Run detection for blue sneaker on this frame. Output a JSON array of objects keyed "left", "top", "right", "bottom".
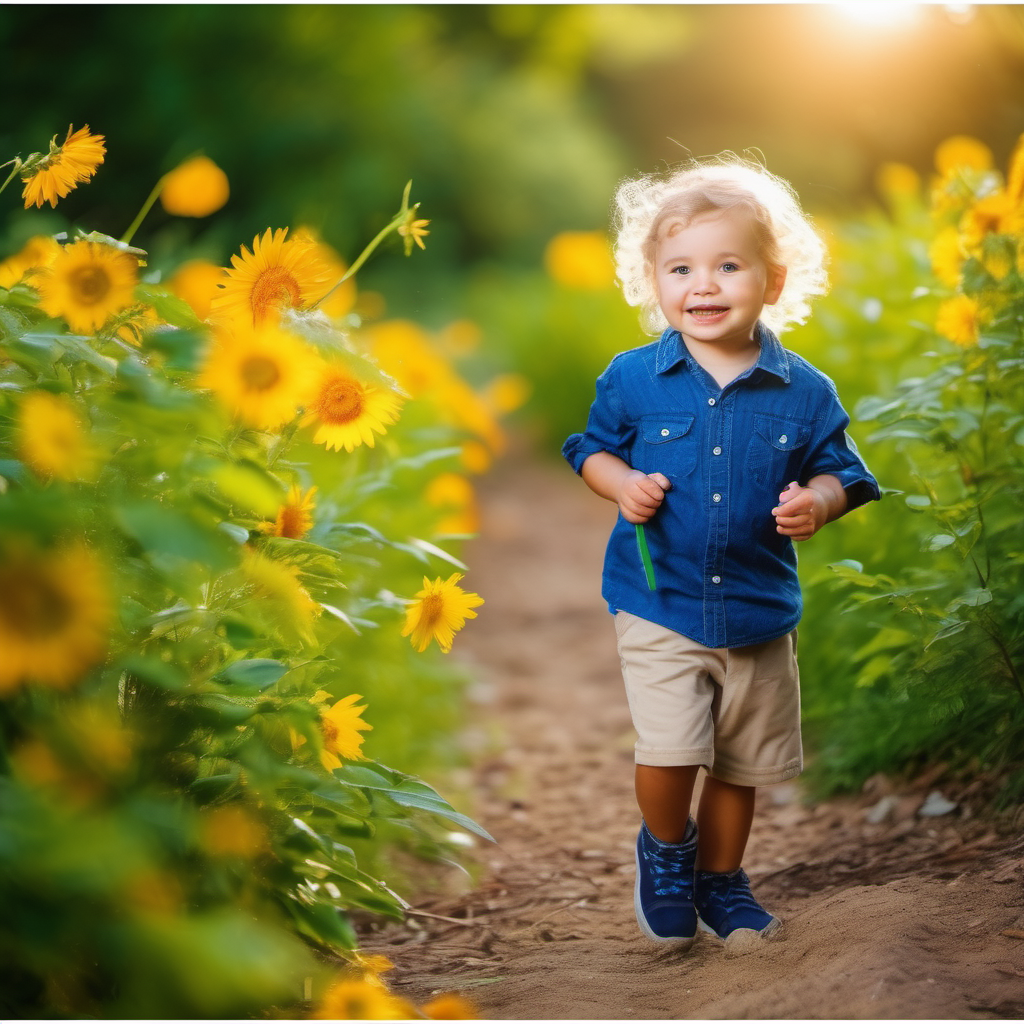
[
  {"left": 694, "top": 868, "right": 781, "bottom": 946},
  {"left": 634, "top": 820, "right": 698, "bottom": 946}
]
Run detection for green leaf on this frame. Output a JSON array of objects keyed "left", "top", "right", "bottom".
[
  {"left": 191, "top": 693, "right": 259, "bottom": 724},
  {"left": 905, "top": 494, "right": 932, "bottom": 510},
  {"left": 220, "top": 659, "right": 288, "bottom": 690},
  {"left": 145, "top": 327, "right": 206, "bottom": 370},
  {"left": 119, "top": 655, "right": 189, "bottom": 691},
  {"left": 286, "top": 900, "right": 358, "bottom": 949},
  {"left": 334, "top": 764, "right": 494, "bottom": 842},
  {"left": 137, "top": 285, "right": 205, "bottom": 332},
  {"left": 116, "top": 501, "right": 237, "bottom": 570}
]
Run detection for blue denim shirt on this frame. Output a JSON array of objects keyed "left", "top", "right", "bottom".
[{"left": 562, "top": 323, "right": 880, "bottom": 648}]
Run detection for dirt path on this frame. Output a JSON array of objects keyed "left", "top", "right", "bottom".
[{"left": 362, "top": 455, "right": 1024, "bottom": 1020}]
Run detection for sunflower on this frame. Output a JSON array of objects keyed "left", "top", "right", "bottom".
[
  {"left": 425, "top": 473, "right": 479, "bottom": 535},
  {"left": 210, "top": 227, "right": 333, "bottom": 328},
  {"left": 17, "top": 390, "right": 96, "bottom": 481},
  {"left": 934, "top": 135, "right": 993, "bottom": 176},
  {"left": 312, "top": 979, "right": 412, "bottom": 1021},
  {"left": 315, "top": 691, "right": 372, "bottom": 770},
  {"left": 199, "top": 323, "right": 321, "bottom": 430},
  {"left": 160, "top": 156, "right": 230, "bottom": 218},
  {"left": 301, "top": 364, "right": 403, "bottom": 452},
  {"left": 168, "top": 259, "right": 225, "bottom": 320},
  {"left": 959, "top": 191, "right": 1023, "bottom": 251},
  {"left": 199, "top": 804, "right": 270, "bottom": 859},
  {"left": 114, "top": 303, "right": 162, "bottom": 347},
  {"left": 240, "top": 548, "right": 320, "bottom": 640},
  {"left": 1006, "top": 131, "right": 1024, "bottom": 205},
  {"left": 874, "top": 162, "right": 920, "bottom": 201},
  {"left": 543, "top": 230, "right": 616, "bottom": 290},
  {"left": 0, "top": 235, "right": 61, "bottom": 290},
  {"left": 267, "top": 484, "right": 317, "bottom": 539},
  {"left": 20, "top": 125, "right": 106, "bottom": 209},
  {"left": 421, "top": 993, "right": 479, "bottom": 1019},
  {"left": 928, "top": 226, "right": 965, "bottom": 289},
  {"left": 398, "top": 212, "right": 430, "bottom": 255},
  {"left": 936, "top": 294, "right": 982, "bottom": 347},
  {"left": 366, "top": 320, "right": 450, "bottom": 398},
  {"left": 34, "top": 240, "right": 139, "bottom": 335},
  {"left": 0, "top": 542, "right": 111, "bottom": 694},
  {"left": 401, "top": 573, "right": 483, "bottom": 654}
]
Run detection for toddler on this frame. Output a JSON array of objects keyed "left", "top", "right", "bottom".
[{"left": 562, "top": 157, "right": 879, "bottom": 950}]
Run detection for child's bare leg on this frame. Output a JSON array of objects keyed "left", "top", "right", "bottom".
[
  {"left": 695, "top": 776, "right": 755, "bottom": 872},
  {"left": 634, "top": 764, "right": 700, "bottom": 842}
]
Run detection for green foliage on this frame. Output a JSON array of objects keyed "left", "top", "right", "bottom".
[
  {"left": 0, "top": 171, "right": 497, "bottom": 1016},
  {"left": 789, "top": 158, "right": 1024, "bottom": 800}
]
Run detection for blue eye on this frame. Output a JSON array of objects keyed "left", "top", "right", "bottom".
[
  {"left": 721, "top": 262, "right": 739, "bottom": 272},
  {"left": 671, "top": 266, "right": 690, "bottom": 275}
]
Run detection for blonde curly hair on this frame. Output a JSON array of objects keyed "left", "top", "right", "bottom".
[{"left": 613, "top": 156, "right": 828, "bottom": 336}]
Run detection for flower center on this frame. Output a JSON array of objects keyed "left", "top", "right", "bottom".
[
  {"left": 240, "top": 355, "right": 282, "bottom": 392},
  {"left": 69, "top": 265, "right": 111, "bottom": 305},
  {"left": 0, "top": 566, "right": 73, "bottom": 639},
  {"left": 250, "top": 267, "right": 302, "bottom": 324},
  {"left": 321, "top": 717, "right": 339, "bottom": 747},
  {"left": 419, "top": 592, "right": 445, "bottom": 628},
  {"left": 317, "top": 376, "right": 365, "bottom": 424},
  {"left": 276, "top": 505, "right": 306, "bottom": 539}
]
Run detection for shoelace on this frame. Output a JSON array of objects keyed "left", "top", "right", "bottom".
[
  {"left": 644, "top": 835, "right": 694, "bottom": 899},
  {"left": 700, "top": 869, "right": 761, "bottom": 913}
]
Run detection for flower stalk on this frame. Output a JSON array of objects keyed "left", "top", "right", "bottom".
[
  {"left": 121, "top": 173, "right": 168, "bottom": 245},
  {"left": 311, "top": 181, "right": 426, "bottom": 309}
]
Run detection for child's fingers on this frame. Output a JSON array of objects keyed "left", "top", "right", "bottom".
[{"left": 648, "top": 472, "right": 672, "bottom": 492}]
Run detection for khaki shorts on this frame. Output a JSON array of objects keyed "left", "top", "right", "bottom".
[{"left": 614, "top": 611, "right": 803, "bottom": 786}]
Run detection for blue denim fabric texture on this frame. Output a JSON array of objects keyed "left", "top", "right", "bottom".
[{"left": 562, "top": 322, "right": 880, "bottom": 648}]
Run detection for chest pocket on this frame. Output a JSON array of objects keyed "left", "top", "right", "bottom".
[
  {"left": 638, "top": 414, "right": 697, "bottom": 477},
  {"left": 747, "top": 414, "right": 811, "bottom": 489}
]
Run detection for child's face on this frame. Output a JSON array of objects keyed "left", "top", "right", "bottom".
[{"left": 653, "top": 207, "right": 786, "bottom": 351}]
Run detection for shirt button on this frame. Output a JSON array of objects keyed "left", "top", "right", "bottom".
[
  {"left": 712, "top": 493, "right": 722, "bottom": 503},
  {"left": 711, "top": 575, "right": 722, "bottom": 585},
  {"left": 708, "top": 398, "right": 716, "bottom": 406},
  {"left": 712, "top": 446, "right": 722, "bottom": 456},
  {"left": 779, "top": 434, "right": 788, "bottom": 444},
  {"left": 660, "top": 428, "right": 670, "bottom": 437}
]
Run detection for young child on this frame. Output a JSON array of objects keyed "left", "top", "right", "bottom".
[{"left": 562, "top": 158, "right": 879, "bottom": 950}]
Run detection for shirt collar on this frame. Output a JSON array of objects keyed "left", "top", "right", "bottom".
[{"left": 655, "top": 321, "right": 791, "bottom": 384}]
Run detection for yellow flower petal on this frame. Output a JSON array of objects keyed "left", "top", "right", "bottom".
[
  {"left": 0, "top": 542, "right": 112, "bottom": 694},
  {"left": 210, "top": 227, "right": 333, "bottom": 328},
  {"left": 300, "top": 364, "right": 403, "bottom": 453},
  {"left": 200, "top": 323, "right": 322, "bottom": 430},
  {"left": 934, "top": 135, "right": 993, "bottom": 175},
  {"left": 20, "top": 125, "right": 106, "bottom": 209},
  {"left": 160, "top": 156, "right": 229, "bottom": 218},
  {"left": 401, "top": 573, "right": 483, "bottom": 654},
  {"left": 34, "top": 240, "right": 139, "bottom": 335},
  {"left": 17, "top": 390, "right": 96, "bottom": 482},
  {"left": 544, "top": 231, "right": 616, "bottom": 290}
]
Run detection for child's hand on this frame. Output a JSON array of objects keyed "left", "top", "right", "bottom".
[
  {"left": 772, "top": 481, "right": 826, "bottom": 541},
  {"left": 618, "top": 471, "right": 671, "bottom": 524}
]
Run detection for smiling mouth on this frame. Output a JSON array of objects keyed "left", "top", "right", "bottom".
[{"left": 687, "top": 305, "right": 729, "bottom": 318}]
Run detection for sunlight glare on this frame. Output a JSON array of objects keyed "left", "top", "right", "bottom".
[{"left": 831, "top": 2, "right": 924, "bottom": 29}]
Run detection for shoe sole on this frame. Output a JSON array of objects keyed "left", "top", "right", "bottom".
[
  {"left": 697, "top": 914, "right": 783, "bottom": 951},
  {"left": 634, "top": 846, "right": 696, "bottom": 949}
]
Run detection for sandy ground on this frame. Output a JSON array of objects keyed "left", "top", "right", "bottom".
[{"left": 360, "top": 455, "right": 1024, "bottom": 1020}]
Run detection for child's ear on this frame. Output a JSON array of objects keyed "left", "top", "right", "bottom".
[{"left": 764, "top": 264, "right": 787, "bottom": 305}]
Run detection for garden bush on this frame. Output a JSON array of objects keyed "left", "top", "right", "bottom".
[{"left": 0, "top": 127, "right": 495, "bottom": 1018}]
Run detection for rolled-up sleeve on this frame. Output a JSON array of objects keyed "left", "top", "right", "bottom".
[
  {"left": 562, "top": 362, "right": 633, "bottom": 475},
  {"left": 802, "top": 384, "right": 880, "bottom": 512}
]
